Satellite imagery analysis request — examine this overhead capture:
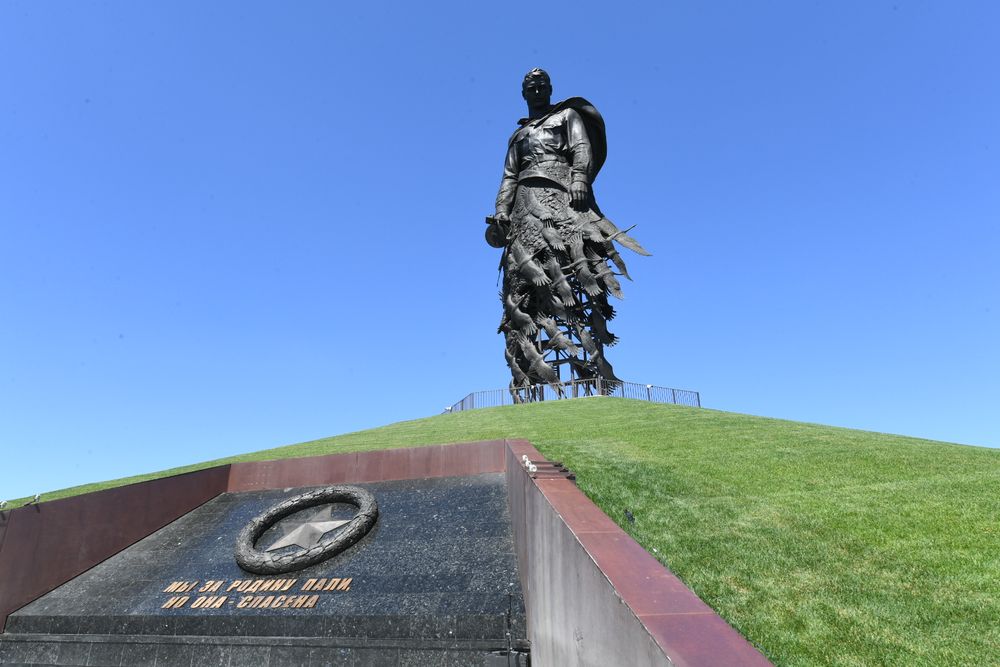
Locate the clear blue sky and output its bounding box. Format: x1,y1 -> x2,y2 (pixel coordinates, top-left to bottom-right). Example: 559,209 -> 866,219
2,1 -> 997,501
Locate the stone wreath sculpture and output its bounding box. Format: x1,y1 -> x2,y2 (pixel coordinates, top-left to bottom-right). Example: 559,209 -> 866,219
486,68 -> 650,399
234,486 -> 378,575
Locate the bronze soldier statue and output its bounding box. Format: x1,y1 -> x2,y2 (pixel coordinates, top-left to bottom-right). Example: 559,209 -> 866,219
486,68 -> 649,399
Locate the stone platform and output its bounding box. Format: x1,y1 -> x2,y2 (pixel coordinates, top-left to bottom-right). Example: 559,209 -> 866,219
1,474 -> 526,666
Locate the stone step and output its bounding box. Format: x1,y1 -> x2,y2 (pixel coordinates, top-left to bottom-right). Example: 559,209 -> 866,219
0,632 -> 528,666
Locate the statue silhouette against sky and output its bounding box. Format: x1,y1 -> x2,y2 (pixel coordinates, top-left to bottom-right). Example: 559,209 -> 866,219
486,68 -> 650,398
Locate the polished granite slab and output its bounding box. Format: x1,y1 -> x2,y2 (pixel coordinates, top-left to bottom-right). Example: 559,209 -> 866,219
2,473 -> 527,666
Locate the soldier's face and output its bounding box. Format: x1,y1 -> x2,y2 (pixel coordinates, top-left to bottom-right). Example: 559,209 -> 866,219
522,79 -> 552,106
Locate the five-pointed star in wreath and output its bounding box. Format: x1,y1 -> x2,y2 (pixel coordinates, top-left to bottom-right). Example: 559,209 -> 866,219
265,507 -> 351,552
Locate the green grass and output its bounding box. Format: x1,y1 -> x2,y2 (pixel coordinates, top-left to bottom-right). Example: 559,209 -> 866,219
9,398 -> 1000,665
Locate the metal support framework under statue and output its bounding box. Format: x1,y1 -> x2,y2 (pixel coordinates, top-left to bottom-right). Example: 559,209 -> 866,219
485,68 -> 650,402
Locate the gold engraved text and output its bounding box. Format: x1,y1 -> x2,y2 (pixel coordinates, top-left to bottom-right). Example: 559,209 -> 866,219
163,581 -> 199,593
236,594 -> 318,609
301,578 -> 351,592
190,595 -> 228,609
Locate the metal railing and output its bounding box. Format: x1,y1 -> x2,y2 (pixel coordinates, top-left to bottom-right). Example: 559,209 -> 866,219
446,379 -> 700,413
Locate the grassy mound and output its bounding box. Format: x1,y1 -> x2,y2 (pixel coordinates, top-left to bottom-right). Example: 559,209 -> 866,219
10,399 -> 999,665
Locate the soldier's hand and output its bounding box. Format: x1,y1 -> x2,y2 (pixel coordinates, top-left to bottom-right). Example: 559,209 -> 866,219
493,211 -> 510,224
570,182 -> 588,210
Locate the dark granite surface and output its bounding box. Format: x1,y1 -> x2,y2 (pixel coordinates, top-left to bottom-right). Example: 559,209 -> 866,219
3,474 -> 527,665
0,635 -> 525,666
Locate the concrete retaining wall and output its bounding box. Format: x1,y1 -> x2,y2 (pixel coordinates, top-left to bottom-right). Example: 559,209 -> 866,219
506,439 -> 772,667
506,441 -> 674,666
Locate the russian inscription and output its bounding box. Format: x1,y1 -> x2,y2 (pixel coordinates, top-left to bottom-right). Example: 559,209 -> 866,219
159,577 -> 352,610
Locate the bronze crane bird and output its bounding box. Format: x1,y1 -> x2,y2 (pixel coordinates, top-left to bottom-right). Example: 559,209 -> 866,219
505,346 -> 531,387
589,307 -> 618,346
564,245 -> 602,296
543,291 -> 572,321
575,260 -> 603,297
516,334 -> 561,385
503,292 -> 537,335
540,224 -> 566,251
594,300 -> 617,321
509,240 -> 551,286
537,316 -> 580,355
593,264 -> 624,300
598,219 -> 650,256
575,324 -> 599,356
586,248 -> 625,300
544,258 -> 577,307
593,352 -> 621,382
603,242 -> 632,280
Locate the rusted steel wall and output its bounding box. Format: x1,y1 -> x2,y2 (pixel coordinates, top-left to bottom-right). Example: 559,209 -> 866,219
505,439 -> 772,667
0,466 -> 230,631
226,440 -> 507,492
0,514 -> 8,601
0,515 -> 7,568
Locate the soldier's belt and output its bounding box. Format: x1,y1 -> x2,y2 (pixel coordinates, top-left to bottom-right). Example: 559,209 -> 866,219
517,159 -> 571,186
